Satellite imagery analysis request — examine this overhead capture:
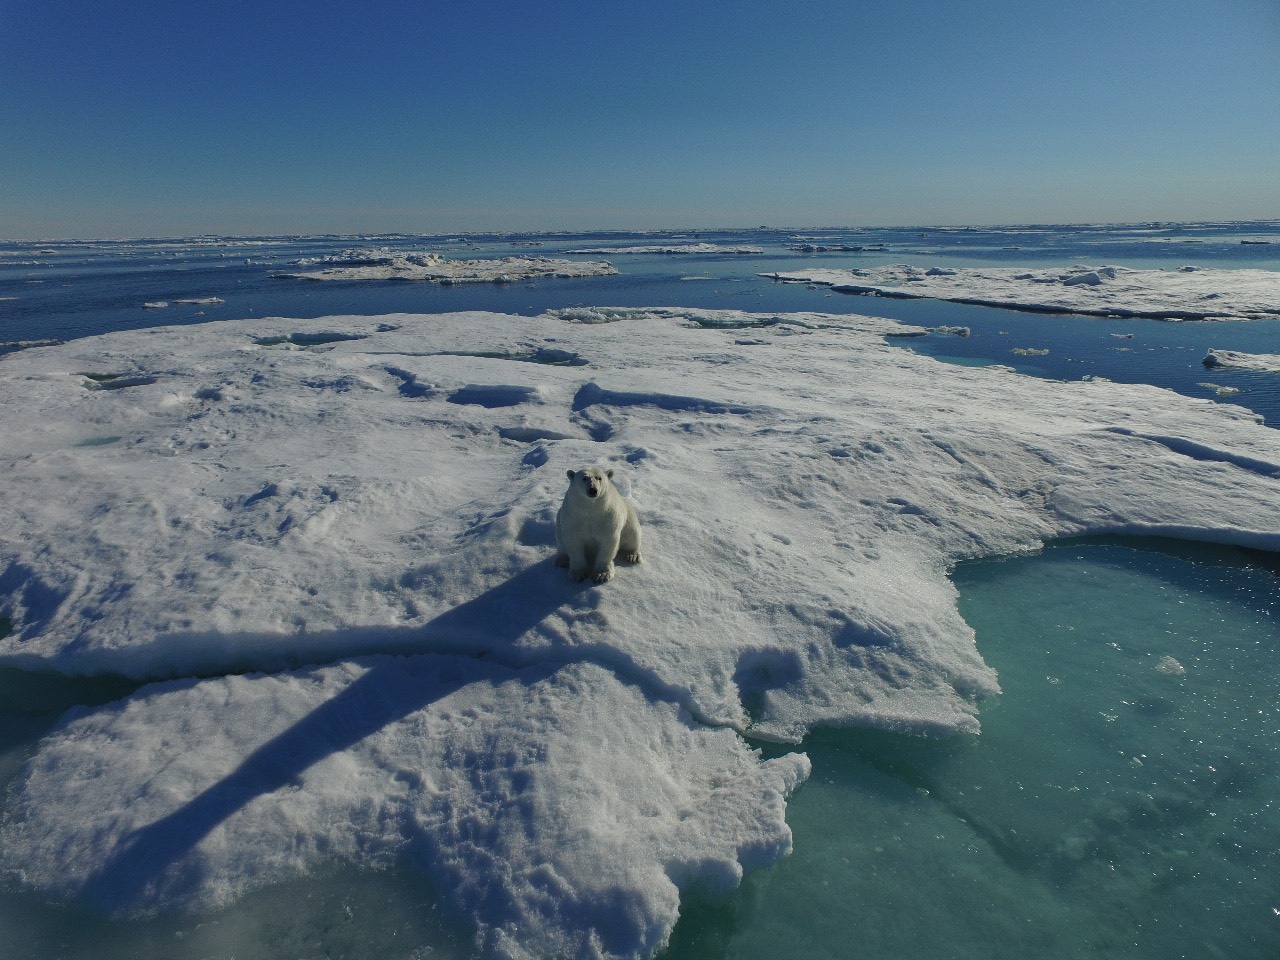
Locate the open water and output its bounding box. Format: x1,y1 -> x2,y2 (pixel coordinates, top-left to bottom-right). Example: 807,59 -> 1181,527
2,223 -> 1278,958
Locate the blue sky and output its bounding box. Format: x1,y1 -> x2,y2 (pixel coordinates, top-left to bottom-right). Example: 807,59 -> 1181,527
3,0 -> 1278,237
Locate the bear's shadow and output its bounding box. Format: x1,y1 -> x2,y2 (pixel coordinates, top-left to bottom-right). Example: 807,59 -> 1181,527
77,558 -> 605,912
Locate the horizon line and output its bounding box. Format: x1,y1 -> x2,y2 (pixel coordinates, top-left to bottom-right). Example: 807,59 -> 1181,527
6,217 -> 1280,244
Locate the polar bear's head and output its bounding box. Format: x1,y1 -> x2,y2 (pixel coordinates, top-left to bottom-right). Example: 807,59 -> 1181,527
566,467 -> 614,499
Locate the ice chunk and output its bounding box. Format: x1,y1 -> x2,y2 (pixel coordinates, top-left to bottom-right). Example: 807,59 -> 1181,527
1203,348 -> 1280,373
279,252 -> 616,283
565,243 -> 763,255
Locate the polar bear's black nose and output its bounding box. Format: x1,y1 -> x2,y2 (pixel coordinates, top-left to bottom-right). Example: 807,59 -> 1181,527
587,486 -> 599,497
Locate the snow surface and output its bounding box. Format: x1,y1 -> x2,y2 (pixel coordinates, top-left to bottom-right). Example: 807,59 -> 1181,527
1203,348 -> 1280,374
3,306 -> 1280,958
763,263 -> 1280,321
565,243 -> 764,255
279,251 -> 616,283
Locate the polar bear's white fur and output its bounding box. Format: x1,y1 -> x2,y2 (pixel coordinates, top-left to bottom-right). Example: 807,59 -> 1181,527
555,467 -> 642,584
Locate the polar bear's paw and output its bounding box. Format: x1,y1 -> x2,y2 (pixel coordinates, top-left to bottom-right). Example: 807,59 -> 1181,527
616,550 -> 642,565
592,564 -> 616,584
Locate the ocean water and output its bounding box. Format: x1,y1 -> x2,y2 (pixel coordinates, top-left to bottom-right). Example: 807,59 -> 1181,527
2,224 -> 1279,958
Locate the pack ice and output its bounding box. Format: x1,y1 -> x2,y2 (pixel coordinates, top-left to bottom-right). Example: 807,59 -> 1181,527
2,306 -> 1279,959
279,250 -> 617,283
764,263 -> 1280,321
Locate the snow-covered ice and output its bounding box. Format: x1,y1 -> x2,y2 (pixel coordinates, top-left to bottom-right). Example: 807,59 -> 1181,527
0,338 -> 63,356
565,243 -> 764,255
4,656 -> 805,959
1203,348 -> 1280,373
763,263 -> 1280,321
788,242 -> 885,253
143,297 -> 225,309
279,251 -> 617,283
2,306 -> 1280,959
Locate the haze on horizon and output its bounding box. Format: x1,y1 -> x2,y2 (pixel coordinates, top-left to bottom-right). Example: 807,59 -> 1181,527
2,0 -> 1278,239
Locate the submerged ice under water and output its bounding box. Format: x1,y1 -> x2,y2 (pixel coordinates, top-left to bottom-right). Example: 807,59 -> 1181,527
664,540 -> 1280,960
2,541 -> 1275,960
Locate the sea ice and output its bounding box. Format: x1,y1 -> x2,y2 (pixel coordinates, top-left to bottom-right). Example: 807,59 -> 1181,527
565,243 -> 764,255
0,338 -> 63,356
1202,348 -> 1280,374
763,263 -> 1280,321
279,251 -> 617,283
1,655 -> 805,960
2,306 -> 1279,958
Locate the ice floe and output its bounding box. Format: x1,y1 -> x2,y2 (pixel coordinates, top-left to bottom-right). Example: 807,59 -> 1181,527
279,251 -> 617,283
142,297 -> 225,309
763,263 -> 1280,321
788,242 -> 886,253
565,243 -> 764,255
1202,348 -> 1280,374
2,307 -> 1279,958
0,338 -> 64,357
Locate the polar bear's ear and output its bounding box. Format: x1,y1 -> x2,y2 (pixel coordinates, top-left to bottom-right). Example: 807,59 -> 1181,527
606,469 -> 615,480
566,470 -> 576,480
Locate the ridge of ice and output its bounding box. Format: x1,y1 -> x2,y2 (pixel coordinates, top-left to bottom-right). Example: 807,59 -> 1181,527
1203,348 -> 1280,374
279,252 -> 617,283
2,307 -> 1280,958
763,263 -> 1280,321
565,243 -> 764,255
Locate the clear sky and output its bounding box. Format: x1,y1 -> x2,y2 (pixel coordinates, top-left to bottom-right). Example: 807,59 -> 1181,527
3,0 -> 1279,237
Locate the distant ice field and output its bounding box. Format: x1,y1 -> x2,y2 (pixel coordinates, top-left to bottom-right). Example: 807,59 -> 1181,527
4,222 -> 1279,423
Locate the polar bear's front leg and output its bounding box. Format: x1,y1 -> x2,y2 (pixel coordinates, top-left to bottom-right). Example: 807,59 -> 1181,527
568,544 -> 592,582
592,530 -> 621,583
616,504 -> 642,565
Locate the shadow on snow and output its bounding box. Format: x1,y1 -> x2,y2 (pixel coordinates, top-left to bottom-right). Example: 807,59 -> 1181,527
80,559 -> 578,912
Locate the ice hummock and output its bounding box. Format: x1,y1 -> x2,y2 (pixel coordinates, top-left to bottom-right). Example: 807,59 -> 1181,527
1203,348 -> 1280,373
763,263 -> 1280,321
565,243 -> 764,255
2,306 -> 1280,959
278,250 -> 617,283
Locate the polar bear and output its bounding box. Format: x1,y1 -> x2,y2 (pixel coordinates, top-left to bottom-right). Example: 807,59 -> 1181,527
555,467 -> 642,584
